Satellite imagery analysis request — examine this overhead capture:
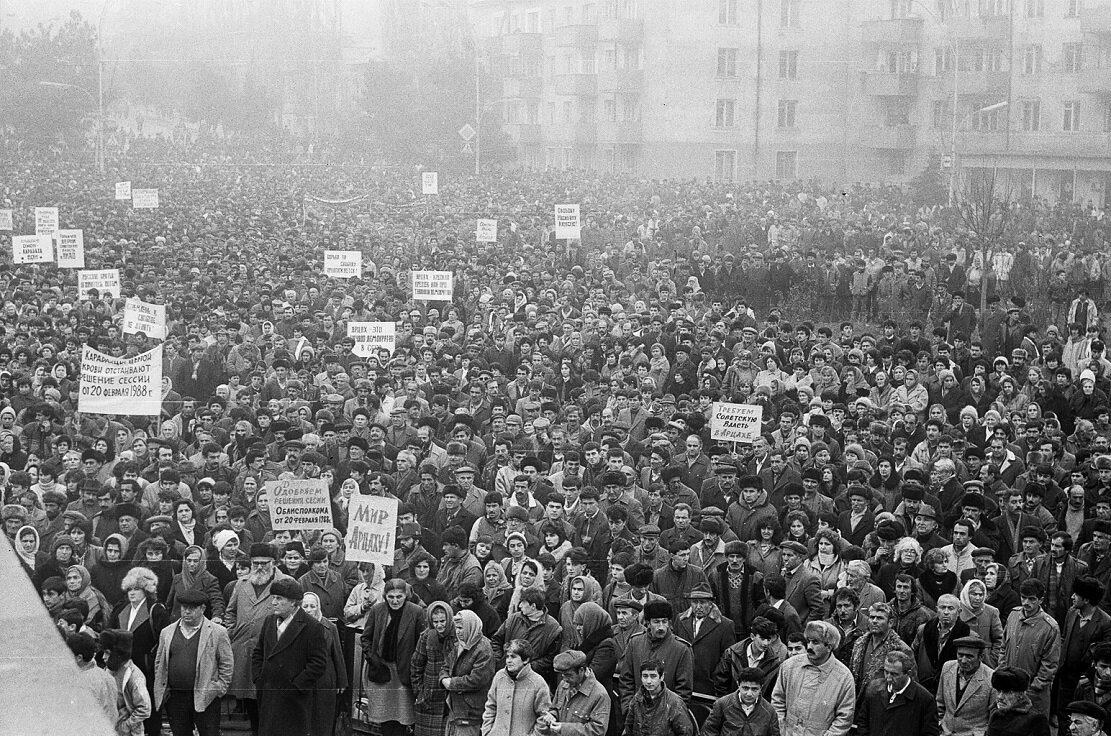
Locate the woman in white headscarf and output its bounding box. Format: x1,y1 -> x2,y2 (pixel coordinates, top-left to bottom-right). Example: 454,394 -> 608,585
302,591 -> 348,736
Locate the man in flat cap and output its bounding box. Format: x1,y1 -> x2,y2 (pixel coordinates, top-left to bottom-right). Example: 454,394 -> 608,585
936,635 -> 995,736
538,650 -> 611,736
251,577 -> 327,736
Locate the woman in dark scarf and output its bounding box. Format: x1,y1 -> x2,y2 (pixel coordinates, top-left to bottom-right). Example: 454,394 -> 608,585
984,562 -> 1020,616
89,533 -> 131,608
481,561 -> 513,622
166,544 -> 226,621
573,600 -> 620,736
410,600 -> 455,736
357,578 -> 425,736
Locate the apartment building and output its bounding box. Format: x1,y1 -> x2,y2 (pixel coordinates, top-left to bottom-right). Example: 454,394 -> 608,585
469,0 -> 1111,205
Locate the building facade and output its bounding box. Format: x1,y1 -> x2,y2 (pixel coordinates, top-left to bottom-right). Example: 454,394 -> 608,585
470,0 -> 1111,205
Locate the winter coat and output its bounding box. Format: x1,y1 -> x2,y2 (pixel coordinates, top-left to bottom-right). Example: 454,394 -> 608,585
855,678 -> 940,736
617,630 -> 694,711
481,663 -> 551,736
622,684 -> 694,736
1001,608 -> 1060,714
672,605 -> 737,696
771,653 -> 856,736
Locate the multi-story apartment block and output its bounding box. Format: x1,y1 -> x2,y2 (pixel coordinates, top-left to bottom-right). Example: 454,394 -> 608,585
470,0 -> 1111,205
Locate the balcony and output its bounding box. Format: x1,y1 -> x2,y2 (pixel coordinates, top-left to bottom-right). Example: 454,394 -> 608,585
862,71 -> 919,96
958,71 -> 1009,96
512,123 -> 543,145
598,119 -> 643,142
861,17 -> 923,45
1081,4 -> 1111,35
958,131 -> 1007,154
597,17 -> 643,44
1081,66 -> 1111,95
553,73 -> 598,96
1009,131 -> 1111,158
503,76 -> 543,98
496,32 -> 543,56
950,14 -> 1010,40
597,68 -> 644,92
555,24 -> 598,47
863,124 -> 917,149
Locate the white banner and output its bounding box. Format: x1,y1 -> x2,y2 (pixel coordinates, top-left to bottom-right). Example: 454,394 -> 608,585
115,182 -> 132,200
710,402 -> 765,443
554,203 -> 581,240
412,270 -> 453,301
476,218 -> 498,243
422,172 -> 439,195
12,234 -> 53,264
132,189 -> 159,209
266,479 -> 335,531
78,269 -> 121,300
78,344 -> 162,416
323,250 -> 362,279
122,297 -> 167,339
34,207 -> 59,237
344,495 -> 398,565
55,229 -> 85,268
0,209 -> 12,230
347,322 -> 396,357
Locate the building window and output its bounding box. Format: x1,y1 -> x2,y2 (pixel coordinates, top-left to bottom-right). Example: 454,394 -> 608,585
1066,0 -> 1080,17
603,98 -> 616,121
1021,100 -> 1041,131
779,50 -> 799,79
781,0 -> 800,27
715,99 -> 736,128
563,100 -> 573,123
719,0 -> 738,25
715,150 -> 736,182
988,48 -> 1005,72
777,99 -> 798,128
1024,0 -> 1044,16
892,0 -> 912,17
935,47 -> 954,75
934,0 -> 950,20
1064,101 -> 1081,131
1022,45 -> 1042,74
972,104 -> 1003,131
932,100 -> 951,129
717,48 -> 739,78
980,0 -> 1007,17
775,151 -> 798,179
1063,43 -> 1083,72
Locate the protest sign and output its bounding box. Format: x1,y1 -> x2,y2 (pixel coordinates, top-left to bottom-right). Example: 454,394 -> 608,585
34,207 -> 59,236
710,402 -> 764,443
115,182 -> 132,200
55,229 -> 85,268
476,218 -> 498,243
12,234 -> 53,264
78,344 -> 162,416
78,269 -> 121,300
132,189 -> 159,209
323,250 -> 362,278
0,209 -> 12,230
347,321 -> 396,357
344,495 -> 398,565
266,479 -> 334,531
122,297 -> 167,339
422,171 -> 439,195
412,270 -> 453,300
554,203 -> 581,240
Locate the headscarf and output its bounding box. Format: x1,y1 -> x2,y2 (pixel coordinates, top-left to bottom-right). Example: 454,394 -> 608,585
180,544 -> 205,590
454,609 -> 484,654
14,523 -> 39,567
572,601 -> 613,654
302,591 -> 323,621
425,600 -> 456,644
482,561 -> 512,602
103,533 -> 129,562
66,564 -> 106,622
959,577 -> 988,614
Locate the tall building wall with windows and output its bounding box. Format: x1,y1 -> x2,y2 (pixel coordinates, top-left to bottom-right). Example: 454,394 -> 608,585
470,0 -> 1111,203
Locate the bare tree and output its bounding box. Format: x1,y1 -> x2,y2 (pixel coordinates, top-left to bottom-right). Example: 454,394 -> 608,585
953,168 -> 1020,324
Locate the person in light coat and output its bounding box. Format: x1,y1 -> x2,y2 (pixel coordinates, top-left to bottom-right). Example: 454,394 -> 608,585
771,620 -> 856,736
482,638 -> 551,736
1000,579 -> 1060,715
935,635 -> 996,736
101,629 -> 152,736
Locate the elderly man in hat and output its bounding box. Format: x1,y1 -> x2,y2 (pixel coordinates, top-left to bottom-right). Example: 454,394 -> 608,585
936,635 -> 995,736
1060,577 -> 1111,722
251,577 -> 328,736
673,582 -> 736,697
617,599 -> 694,711
781,540 -> 823,623
537,650 -> 611,736
651,538 -> 709,614
633,523 -> 670,569
1066,701 -> 1109,736
225,542 -> 291,731
987,666 -> 1051,736
153,589 -> 234,736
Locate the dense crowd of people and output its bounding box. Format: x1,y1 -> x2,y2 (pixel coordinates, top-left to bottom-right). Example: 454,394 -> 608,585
8,128 -> 1111,736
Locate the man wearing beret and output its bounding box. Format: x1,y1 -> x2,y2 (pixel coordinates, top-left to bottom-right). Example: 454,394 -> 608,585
936,635 -> 995,736
224,542 -> 291,731
1065,701 -> 1109,736
251,577 -> 328,736
153,589 -> 234,736
538,650 -> 611,736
